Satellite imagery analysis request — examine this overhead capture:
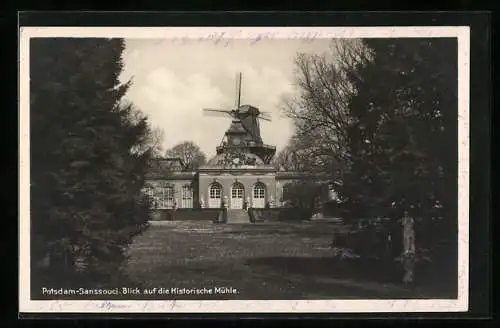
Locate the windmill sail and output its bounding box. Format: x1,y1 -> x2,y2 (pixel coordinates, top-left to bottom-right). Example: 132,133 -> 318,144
202,108 -> 232,116
235,72 -> 242,109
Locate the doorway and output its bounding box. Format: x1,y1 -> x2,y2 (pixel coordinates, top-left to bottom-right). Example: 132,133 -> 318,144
208,182 -> 223,208
252,182 -> 266,208
230,182 -> 245,209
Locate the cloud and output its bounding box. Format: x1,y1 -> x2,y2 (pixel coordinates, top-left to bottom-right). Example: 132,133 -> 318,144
120,38 -> 332,158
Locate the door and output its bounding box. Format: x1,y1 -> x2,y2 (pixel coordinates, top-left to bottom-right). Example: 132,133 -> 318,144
252,182 -> 266,208
208,183 -> 222,208
231,183 -> 244,209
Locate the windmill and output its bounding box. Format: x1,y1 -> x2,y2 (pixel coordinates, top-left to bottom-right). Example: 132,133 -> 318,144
202,72 -> 276,164
202,72 -> 272,144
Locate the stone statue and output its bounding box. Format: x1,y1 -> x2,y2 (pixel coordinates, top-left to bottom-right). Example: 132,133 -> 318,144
200,196 -> 205,209
401,210 -> 415,284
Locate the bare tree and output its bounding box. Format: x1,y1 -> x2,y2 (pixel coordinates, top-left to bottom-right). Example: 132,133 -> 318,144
148,127 -> 165,158
272,137 -> 309,172
282,39 -> 371,173
165,141 -> 207,170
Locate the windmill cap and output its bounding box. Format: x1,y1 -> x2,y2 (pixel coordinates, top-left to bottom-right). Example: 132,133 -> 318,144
237,105 -> 260,114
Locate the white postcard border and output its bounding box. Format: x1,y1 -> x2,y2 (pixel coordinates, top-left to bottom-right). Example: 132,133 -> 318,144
19,26 -> 470,313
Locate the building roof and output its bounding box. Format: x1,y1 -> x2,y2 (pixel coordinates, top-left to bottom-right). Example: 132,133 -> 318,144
275,171 -> 337,181
145,157 -> 341,183
145,157 -> 188,179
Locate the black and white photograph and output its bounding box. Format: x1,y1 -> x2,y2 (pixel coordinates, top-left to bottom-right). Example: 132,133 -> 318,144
19,26 -> 470,313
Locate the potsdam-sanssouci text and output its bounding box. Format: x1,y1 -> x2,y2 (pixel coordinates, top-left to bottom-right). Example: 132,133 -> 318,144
40,286 -> 239,296
41,287 -> 122,296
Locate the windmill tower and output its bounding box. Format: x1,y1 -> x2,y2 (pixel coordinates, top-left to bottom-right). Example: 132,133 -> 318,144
202,72 -> 276,164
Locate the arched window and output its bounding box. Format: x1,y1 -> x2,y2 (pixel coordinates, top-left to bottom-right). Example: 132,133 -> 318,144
181,184 -> 193,208
231,182 -> 244,198
208,182 -> 223,208
252,182 -> 266,208
209,183 -> 222,198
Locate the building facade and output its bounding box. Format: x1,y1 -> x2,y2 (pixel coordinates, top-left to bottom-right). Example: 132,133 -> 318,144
143,73 -> 339,211
143,115 -> 339,211
143,157 -> 334,210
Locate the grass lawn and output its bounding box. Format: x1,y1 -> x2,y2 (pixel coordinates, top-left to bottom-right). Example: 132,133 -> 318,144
121,220 -> 456,300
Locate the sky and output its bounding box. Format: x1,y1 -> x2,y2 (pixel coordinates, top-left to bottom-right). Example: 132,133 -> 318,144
120,38 -> 333,159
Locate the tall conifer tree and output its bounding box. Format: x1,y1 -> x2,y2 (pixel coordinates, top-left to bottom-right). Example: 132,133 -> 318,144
342,38 -> 457,219
30,38 -> 154,289
340,38 -> 458,270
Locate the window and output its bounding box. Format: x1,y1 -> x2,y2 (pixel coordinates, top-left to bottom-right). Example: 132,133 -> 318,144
231,183 -> 244,198
181,184 -> 193,208
281,183 -> 293,206
182,184 -> 192,200
158,184 -> 175,209
282,184 -> 291,198
142,186 -> 155,207
253,183 -> 265,199
142,183 -> 174,209
209,183 -> 222,199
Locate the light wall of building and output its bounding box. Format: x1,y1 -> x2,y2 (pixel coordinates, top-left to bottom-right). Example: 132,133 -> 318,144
144,167 -> 339,210
198,170 -> 276,208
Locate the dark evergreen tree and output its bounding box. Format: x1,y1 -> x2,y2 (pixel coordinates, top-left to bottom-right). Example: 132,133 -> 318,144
340,38 -> 458,275
30,38 -> 156,290
341,38 -> 457,219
